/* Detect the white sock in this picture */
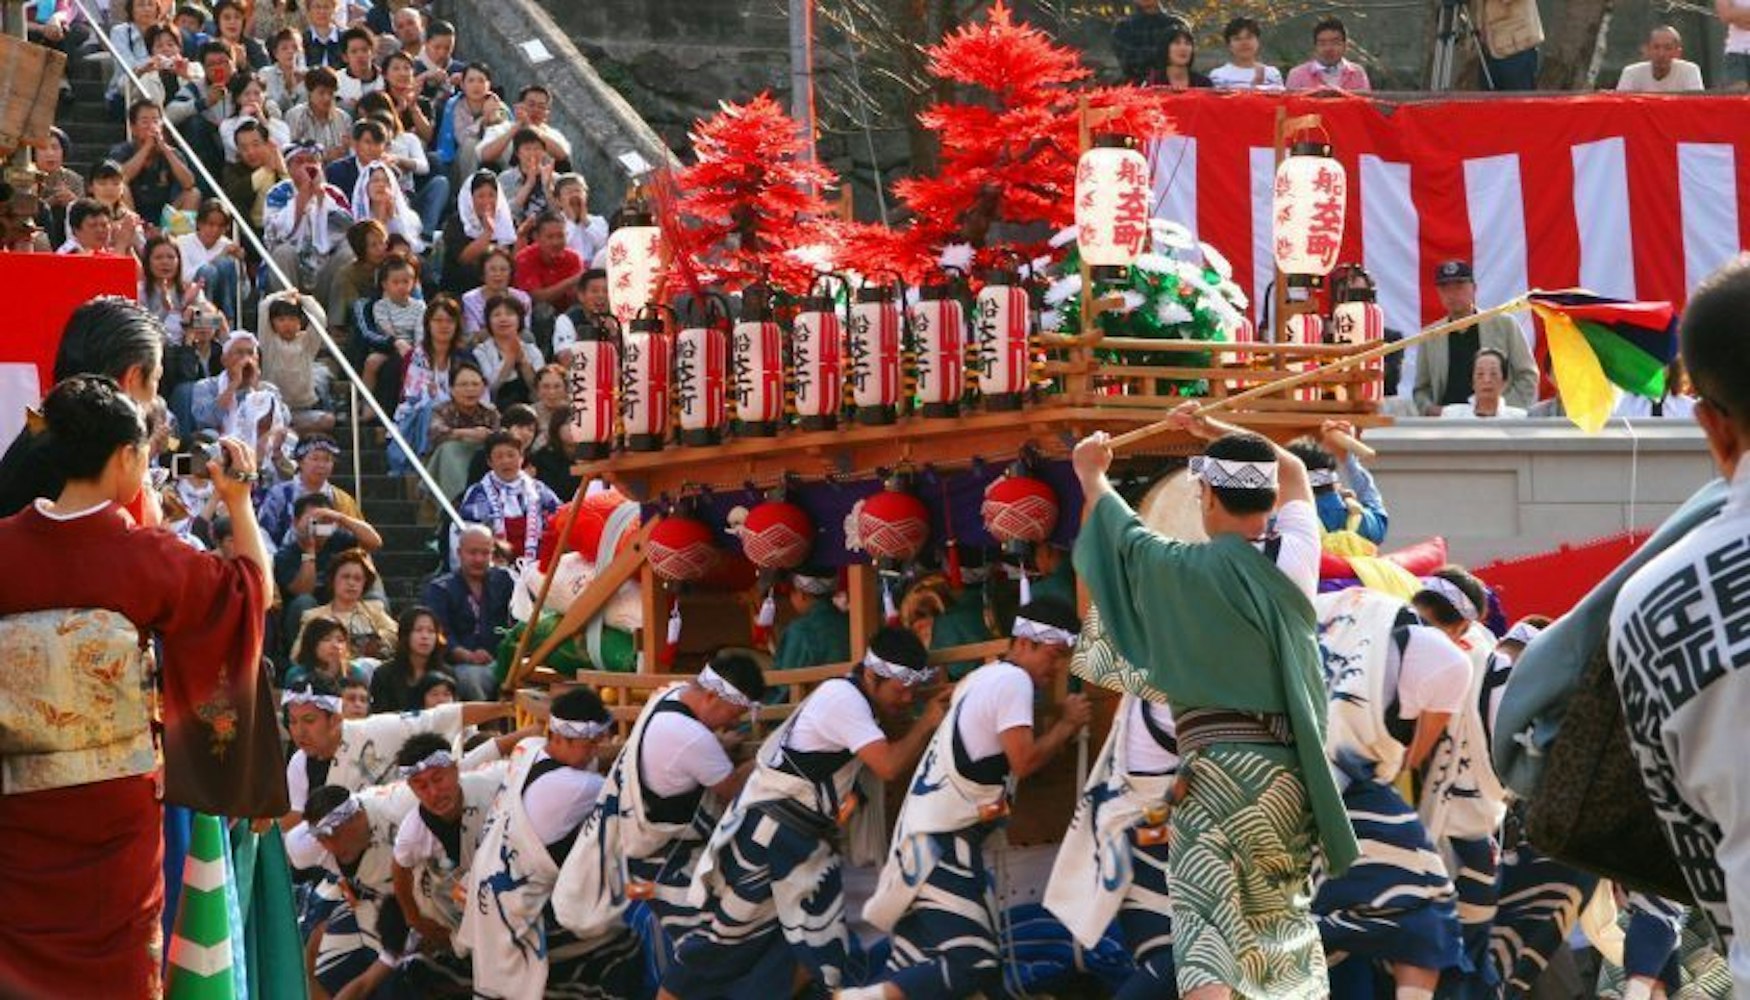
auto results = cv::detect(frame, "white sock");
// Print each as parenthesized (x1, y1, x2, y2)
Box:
(1623, 979, 1656, 1000)
(1396, 989, 1434, 1000)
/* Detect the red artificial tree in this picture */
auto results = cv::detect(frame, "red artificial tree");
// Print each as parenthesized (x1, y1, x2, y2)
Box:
(845, 1, 1176, 279)
(672, 92, 842, 295)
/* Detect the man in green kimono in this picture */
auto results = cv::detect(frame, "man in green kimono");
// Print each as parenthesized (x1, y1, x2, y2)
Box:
(1071, 403, 1359, 1000)
(773, 567, 852, 670)
(931, 551, 996, 679)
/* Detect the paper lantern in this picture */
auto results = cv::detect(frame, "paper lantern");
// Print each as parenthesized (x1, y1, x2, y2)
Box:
(732, 294, 786, 437)
(792, 288, 845, 431)
(1075, 134, 1150, 282)
(605, 208, 663, 328)
(1272, 141, 1348, 281)
(972, 264, 1031, 411)
(1330, 296, 1386, 402)
(849, 279, 904, 426)
(739, 500, 814, 570)
(1283, 312, 1325, 403)
(981, 475, 1058, 546)
(565, 314, 619, 461)
(647, 515, 719, 583)
(855, 489, 930, 563)
(620, 307, 671, 452)
(675, 313, 730, 447)
(910, 276, 966, 418)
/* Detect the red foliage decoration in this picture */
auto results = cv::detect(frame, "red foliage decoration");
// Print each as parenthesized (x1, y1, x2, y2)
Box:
(673, 92, 842, 295)
(852, 1, 1176, 280)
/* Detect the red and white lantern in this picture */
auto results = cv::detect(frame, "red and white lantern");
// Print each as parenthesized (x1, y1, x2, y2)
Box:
(1331, 294, 1386, 402)
(981, 475, 1059, 546)
(732, 294, 786, 437)
(792, 287, 845, 431)
(565, 314, 619, 460)
(1272, 141, 1348, 284)
(854, 488, 931, 563)
(648, 514, 719, 583)
(973, 264, 1031, 411)
(850, 278, 904, 426)
(620, 307, 671, 452)
(738, 500, 814, 570)
(675, 308, 730, 447)
(1283, 311, 1325, 403)
(910, 276, 966, 418)
(605, 208, 663, 328)
(1075, 133, 1151, 282)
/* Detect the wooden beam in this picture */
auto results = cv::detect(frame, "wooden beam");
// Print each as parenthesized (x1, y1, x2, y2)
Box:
(640, 562, 665, 674)
(506, 514, 661, 690)
(845, 563, 879, 658)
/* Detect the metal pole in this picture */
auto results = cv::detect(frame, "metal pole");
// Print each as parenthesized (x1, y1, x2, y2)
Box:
(789, 0, 818, 169)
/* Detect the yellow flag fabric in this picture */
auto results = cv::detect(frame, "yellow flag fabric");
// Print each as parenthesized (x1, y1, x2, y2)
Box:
(1349, 557, 1423, 599)
(1534, 305, 1615, 434)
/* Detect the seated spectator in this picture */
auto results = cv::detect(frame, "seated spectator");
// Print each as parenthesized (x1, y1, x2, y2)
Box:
(326, 116, 391, 210)
(212, 0, 268, 69)
(387, 5, 424, 55)
(339, 676, 372, 718)
(361, 252, 423, 411)
(171, 4, 210, 56)
(461, 247, 531, 343)
(529, 404, 581, 499)
(426, 362, 500, 501)
(273, 492, 382, 638)
(302, 0, 346, 69)
(110, 101, 200, 230)
(285, 67, 354, 164)
(529, 365, 569, 449)
(258, 434, 367, 545)
(1209, 17, 1283, 90)
(422, 524, 515, 699)
(414, 671, 461, 709)
(513, 211, 584, 328)
(254, 0, 307, 41)
(355, 91, 448, 240)
(131, 24, 203, 113)
(434, 63, 509, 181)
(33, 128, 82, 249)
(176, 42, 243, 167)
(85, 161, 146, 256)
(293, 547, 398, 661)
(458, 430, 560, 569)
(190, 331, 285, 440)
(1155, 23, 1212, 89)
(352, 160, 423, 252)
(392, 295, 464, 471)
(499, 129, 557, 225)
(1286, 17, 1371, 91)
(1441, 349, 1528, 419)
(283, 616, 372, 689)
(222, 119, 290, 231)
(442, 169, 517, 296)
(260, 28, 307, 110)
(381, 50, 436, 148)
(553, 173, 609, 265)
(264, 141, 354, 295)
(140, 234, 201, 345)
(335, 25, 385, 109)
(1617, 25, 1704, 92)
(467, 402, 539, 484)
(26, 0, 94, 64)
(330, 219, 389, 340)
(369, 606, 452, 711)
(1111, 0, 1177, 85)
(475, 84, 571, 170)
(1612, 357, 1697, 419)
(549, 269, 611, 364)
(258, 290, 336, 434)
(474, 294, 544, 408)
(176, 200, 248, 328)
(161, 306, 226, 429)
(108, 0, 164, 117)
(60, 196, 116, 256)
(414, 19, 464, 105)
(218, 75, 291, 166)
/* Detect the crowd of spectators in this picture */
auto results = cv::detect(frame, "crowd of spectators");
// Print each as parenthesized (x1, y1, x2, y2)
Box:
(11, 0, 614, 702)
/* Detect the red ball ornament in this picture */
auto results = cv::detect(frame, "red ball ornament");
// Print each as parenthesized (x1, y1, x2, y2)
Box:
(740, 500, 815, 570)
(537, 487, 638, 571)
(981, 475, 1059, 545)
(856, 489, 931, 562)
(647, 515, 720, 582)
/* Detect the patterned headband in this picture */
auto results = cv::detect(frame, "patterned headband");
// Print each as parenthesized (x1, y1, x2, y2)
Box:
(1012, 616, 1077, 647)
(697, 666, 755, 710)
(549, 716, 614, 740)
(1189, 455, 1279, 490)
(793, 573, 837, 596)
(1504, 621, 1544, 646)
(1307, 468, 1341, 488)
(397, 748, 456, 779)
(282, 689, 343, 714)
(1421, 576, 1481, 622)
(311, 794, 362, 838)
(862, 650, 935, 688)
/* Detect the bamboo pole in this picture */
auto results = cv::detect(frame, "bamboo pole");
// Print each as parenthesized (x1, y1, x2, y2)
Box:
(1108, 295, 1531, 452)
(497, 480, 593, 699)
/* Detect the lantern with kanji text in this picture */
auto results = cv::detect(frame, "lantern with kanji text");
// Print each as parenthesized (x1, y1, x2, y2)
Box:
(1282, 311, 1326, 403)
(792, 275, 847, 431)
(1075, 134, 1151, 283)
(732, 287, 787, 437)
(849, 275, 905, 426)
(1272, 141, 1348, 288)
(620, 305, 672, 452)
(565, 310, 620, 460)
(972, 260, 1032, 411)
(910, 270, 967, 418)
(674, 293, 732, 446)
(1330, 265, 1385, 402)
(605, 206, 663, 328)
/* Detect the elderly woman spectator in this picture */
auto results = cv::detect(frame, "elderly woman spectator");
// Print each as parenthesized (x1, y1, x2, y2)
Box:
(292, 547, 398, 662)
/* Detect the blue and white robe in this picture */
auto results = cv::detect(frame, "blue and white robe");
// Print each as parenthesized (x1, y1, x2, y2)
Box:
(313, 783, 417, 995)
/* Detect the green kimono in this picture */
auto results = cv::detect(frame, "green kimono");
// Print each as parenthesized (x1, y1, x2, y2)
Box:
(773, 598, 852, 671)
(931, 588, 995, 680)
(1075, 491, 1358, 998)
(1029, 560, 1076, 609)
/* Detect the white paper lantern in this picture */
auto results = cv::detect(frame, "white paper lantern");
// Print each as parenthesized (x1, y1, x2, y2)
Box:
(675, 318, 729, 446)
(606, 209, 663, 328)
(1272, 142, 1348, 280)
(910, 278, 967, 418)
(565, 317, 619, 460)
(973, 265, 1031, 410)
(620, 309, 671, 452)
(1075, 134, 1151, 280)
(1283, 311, 1325, 403)
(849, 280, 904, 425)
(1331, 296, 1385, 402)
(792, 291, 845, 431)
(732, 299, 786, 436)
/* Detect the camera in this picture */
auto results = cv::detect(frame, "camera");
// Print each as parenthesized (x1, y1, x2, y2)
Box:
(167, 435, 227, 479)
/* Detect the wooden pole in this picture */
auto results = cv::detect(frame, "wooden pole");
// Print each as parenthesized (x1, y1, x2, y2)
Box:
(1108, 295, 1531, 452)
(498, 477, 595, 700)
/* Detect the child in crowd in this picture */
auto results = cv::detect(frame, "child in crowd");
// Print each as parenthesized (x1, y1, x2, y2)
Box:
(259, 289, 337, 435)
(364, 252, 423, 415)
(1210, 16, 1284, 90)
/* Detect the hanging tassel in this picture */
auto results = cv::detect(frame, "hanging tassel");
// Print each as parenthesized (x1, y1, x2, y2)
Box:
(882, 578, 899, 626)
(751, 589, 777, 647)
(661, 599, 682, 667)
(945, 540, 963, 590)
(1015, 560, 1033, 606)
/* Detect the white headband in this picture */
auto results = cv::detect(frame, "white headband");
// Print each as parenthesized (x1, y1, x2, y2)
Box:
(1307, 468, 1341, 488)
(1504, 621, 1544, 646)
(793, 573, 837, 596)
(862, 650, 935, 687)
(311, 794, 362, 838)
(1189, 455, 1279, 490)
(1012, 616, 1077, 647)
(397, 748, 456, 779)
(697, 666, 755, 711)
(282, 690, 343, 714)
(1421, 576, 1481, 622)
(549, 716, 614, 740)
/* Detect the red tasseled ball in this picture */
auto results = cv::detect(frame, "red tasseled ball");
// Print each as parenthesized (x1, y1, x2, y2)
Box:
(981, 474, 1059, 545)
(740, 500, 815, 570)
(857, 489, 931, 562)
(647, 515, 721, 583)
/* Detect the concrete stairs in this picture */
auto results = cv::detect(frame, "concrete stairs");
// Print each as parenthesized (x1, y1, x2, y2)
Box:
(334, 408, 444, 610)
(62, 47, 118, 179)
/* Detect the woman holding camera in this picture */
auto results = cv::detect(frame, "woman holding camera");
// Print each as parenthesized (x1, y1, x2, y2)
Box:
(0, 376, 275, 997)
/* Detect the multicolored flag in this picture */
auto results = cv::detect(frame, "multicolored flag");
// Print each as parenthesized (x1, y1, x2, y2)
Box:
(1526, 291, 1679, 433)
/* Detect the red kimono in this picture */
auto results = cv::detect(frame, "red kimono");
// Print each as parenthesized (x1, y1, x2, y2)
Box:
(0, 501, 270, 999)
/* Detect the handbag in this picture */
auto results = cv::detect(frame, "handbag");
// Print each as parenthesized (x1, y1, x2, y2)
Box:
(1523, 641, 1692, 903)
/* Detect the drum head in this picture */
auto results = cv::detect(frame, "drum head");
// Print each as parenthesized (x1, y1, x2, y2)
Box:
(1137, 467, 1208, 543)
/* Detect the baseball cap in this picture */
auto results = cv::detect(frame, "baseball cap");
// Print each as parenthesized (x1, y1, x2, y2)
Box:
(1434, 260, 1474, 285)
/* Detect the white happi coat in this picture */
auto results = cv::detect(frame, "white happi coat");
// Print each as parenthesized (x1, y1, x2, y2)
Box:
(315, 783, 417, 973)
(1420, 621, 1506, 842)
(395, 768, 503, 932)
(1318, 587, 1417, 785)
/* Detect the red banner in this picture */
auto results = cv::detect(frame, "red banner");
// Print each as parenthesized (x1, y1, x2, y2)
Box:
(0, 253, 139, 452)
